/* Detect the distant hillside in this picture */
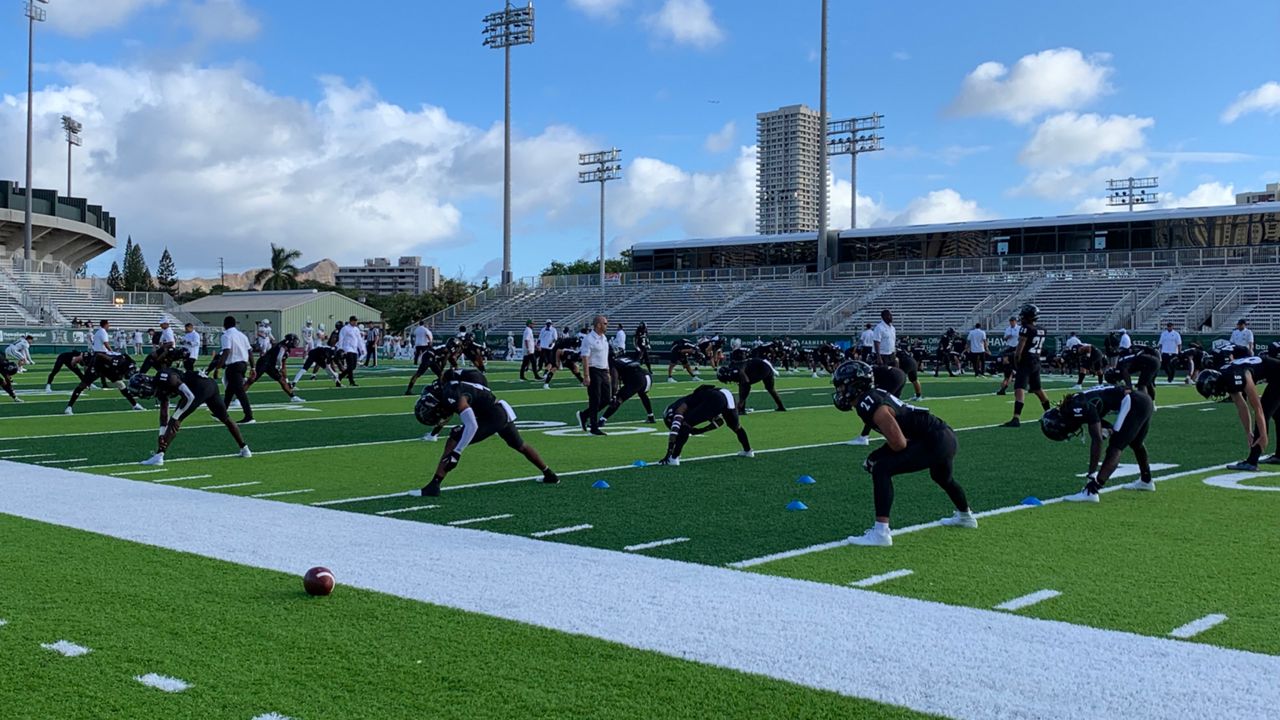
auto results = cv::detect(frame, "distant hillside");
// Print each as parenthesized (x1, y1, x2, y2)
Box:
(177, 259, 338, 293)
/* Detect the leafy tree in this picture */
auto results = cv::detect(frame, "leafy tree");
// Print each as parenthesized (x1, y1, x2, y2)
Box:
(208, 284, 232, 295)
(155, 248, 178, 296)
(540, 254, 631, 276)
(122, 236, 153, 292)
(174, 287, 209, 304)
(106, 261, 124, 291)
(253, 244, 303, 290)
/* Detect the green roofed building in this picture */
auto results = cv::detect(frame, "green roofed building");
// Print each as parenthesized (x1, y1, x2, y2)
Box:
(180, 290, 381, 337)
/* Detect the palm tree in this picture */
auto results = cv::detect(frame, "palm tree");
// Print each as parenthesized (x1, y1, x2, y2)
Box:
(253, 244, 304, 290)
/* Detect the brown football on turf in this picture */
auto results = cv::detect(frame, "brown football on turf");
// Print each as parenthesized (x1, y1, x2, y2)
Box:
(303, 566, 335, 596)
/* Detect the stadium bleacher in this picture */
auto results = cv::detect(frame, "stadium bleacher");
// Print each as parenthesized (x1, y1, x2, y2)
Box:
(0, 266, 195, 331)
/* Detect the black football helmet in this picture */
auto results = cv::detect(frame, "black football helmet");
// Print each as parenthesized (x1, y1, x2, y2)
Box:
(1039, 408, 1079, 442)
(282, 333, 300, 349)
(715, 364, 739, 384)
(831, 360, 873, 412)
(414, 385, 449, 426)
(1268, 341, 1280, 359)
(127, 372, 156, 399)
(1102, 368, 1125, 385)
(1018, 303, 1039, 325)
(0, 360, 18, 376)
(1195, 370, 1226, 401)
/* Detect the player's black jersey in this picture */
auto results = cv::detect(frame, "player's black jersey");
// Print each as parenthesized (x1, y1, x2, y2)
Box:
(307, 346, 338, 365)
(1116, 351, 1159, 375)
(635, 328, 650, 348)
(155, 368, 218, 402)
(259, 341, 288, 370)
(92, 354, 136, 382)
(1063, 385, 1129, 424)
(612, 355, 649, 383)
(1080, 345, 1105, 369)
(853, 388, 945, 439)
(440, 368, 488, 386)
(1018, 323, 1046, 363)
(895, 349, 918, 373)
(697, 337, 723, 353)
(671, 339, 696, 352)
(1223, 356, 1280, 392)
(440, 380, 511, 426)
(741, 358, 775, 383)
(872, 366, 908, 397)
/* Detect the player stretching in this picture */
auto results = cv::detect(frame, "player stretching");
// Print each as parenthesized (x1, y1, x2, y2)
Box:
(600, 353, 656, 425)
(1107, 347, 1160, 404)
(1041, 384, 1157, 501)
(1195, 347, 1279, 470)
(131, 369, 251, 466)
(44, 350, 87, 393)
(0, 359, 22, 402)
(832, 361, 975, 546)
(65, 354, 144, 415)
(412, 378, 559, 496)
(295, 344, 343, 388)
(656, 384, 754, 466)
(716, 357, 786, 413)
(1002, 304, 1052, 427)
(848, 364, 909, 446)
(244, 334, 305, 402)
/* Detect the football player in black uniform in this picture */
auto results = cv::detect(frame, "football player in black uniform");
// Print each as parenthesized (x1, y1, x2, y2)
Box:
(1196, 350, 1279, 470)
(244, 334, 305, 403)
(295, 344, 343, 388)
(812, 342, 844, 377)
(666, 338, 701, 382)
(1041, 384, 1157, 501)
(716, 357, 785, 413)
(634, 322, 652, 370)
(44, 349, 87, 393)
(64, 353, 144, 415)
(994, 347, 1017, 396)
(1002, 304, 1053, 427)
(412, 376, 558, 496)
(404, 346, 445, 395)
(832, 361, 976, 546)
(0, 359, 21, 402)
(1072, 343, 1107, 389)
(848, 364, 909, 446)
(1106, 347, 1160, 403)
(656, 384, 753, 466)
(600, 353, 656, 425)
(933, 329, 959, 378)
(894, 348, 925, 401)
(542, 336, 584, 389)
(697, 335, 725, 368)
(131, 369, 251, 466)
(420, 368, 490, 442)
(1174, 341, 1203, 384)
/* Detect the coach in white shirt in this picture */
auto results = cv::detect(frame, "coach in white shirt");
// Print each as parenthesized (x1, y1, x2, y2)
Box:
(208, 315, 254, 423)
(1064, 332, 1082, 351)
(182, 323, 202, 371)
(412, 321, 434, 364)
(520, 320, 539, 381)
(1003, 316, 1019, 351)
(1157, 322, 1182, 383)
(1230, 319, 1254, 354)
(132, 329, 145, 355)
(966, 323, 988, 376)
(858, 323, 876, 361)
(337, 315, 365, 386)
(613, 325, 626, 353)
(92, 320, 114, 355)
(873, 309, 898, 368)
(1117, 329, 1132, 351)
(538, 321, 558, 370)
(578, 314, 612, 436)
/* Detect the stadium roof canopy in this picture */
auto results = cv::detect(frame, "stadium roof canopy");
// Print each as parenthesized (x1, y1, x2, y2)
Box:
(0, 181, 117, 268)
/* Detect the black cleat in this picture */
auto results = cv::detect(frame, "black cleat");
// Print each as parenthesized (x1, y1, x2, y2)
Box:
(419, 480, 442, 497)
(645, 415, 656, 423)
(996, 388, 1006, 396)
(775, 406, 787, 412)
(540, 469, 560, 484)
(1000, 418, 1020, 428)
(576, 410, 588, 432)
(589, 428, 607, 436)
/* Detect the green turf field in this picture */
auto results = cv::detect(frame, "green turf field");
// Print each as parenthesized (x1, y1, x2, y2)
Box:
(2, 357, 1277, 716)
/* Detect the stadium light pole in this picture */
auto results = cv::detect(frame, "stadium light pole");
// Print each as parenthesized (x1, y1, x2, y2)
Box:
(62, 115, 81, 197)
(828, 114, 884, 229)
(816, 0, 829, 280)
(482, 1, 535, 288)
(1106, 176, 1159, 212)
(23, 0, 50, 262)
(578, 148, 622, 292)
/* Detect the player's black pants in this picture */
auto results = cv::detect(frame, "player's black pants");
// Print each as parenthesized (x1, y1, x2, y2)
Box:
(867, 427, 968, 518)
(583, 368, 610, 431)
(739, 373, 783, 411)
(222, 361, 253, 420)
(1247, 382, 1280, 464)
(46, 356, 85, 386)
(604, 376, 653, 419)
(971, 352, 986, 376)
(637, 346, 651, 370)
(520, 352, 539, 380)
(340, 352, 359, 384)
(1161, 353, 1177, 383)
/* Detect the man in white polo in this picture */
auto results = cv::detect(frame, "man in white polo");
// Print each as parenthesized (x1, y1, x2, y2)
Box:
(966, 322, 988, 376)
(858, 323, 875, 362)
(1158, 322, 1182, 384)
(182, 322, 202, 372)
(412, 320, 434, 365)
(207, 315, 255, 424)
(577, 314, 611, 437)
(1230, 319, 1254, 354)
(520, 319, 538, 381)
(873, 309, 898, 368)
(337, 315, 365, 386)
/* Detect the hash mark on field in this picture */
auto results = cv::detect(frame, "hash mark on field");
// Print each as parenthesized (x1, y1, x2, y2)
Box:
(0, 619, 7, 627)
(135, 673, 191, 693)
(251, 489, 315, 498)
(995, 589, 1061, 612)
(34, 458, 88, 465)
(624, 537, 690, 552)
(850, 569, 914, 588)
(376, 505, 440, 515)
(199, 481, 261, 490)
(531, 524, 593, 538)
(448, 514, 514, 526)
(251, 714, 295, 720)
(110, 469, 167, 476)
(1170, 614, 1229, 639)
(41, 640, 91, 657)
(153, 474, 212, 483)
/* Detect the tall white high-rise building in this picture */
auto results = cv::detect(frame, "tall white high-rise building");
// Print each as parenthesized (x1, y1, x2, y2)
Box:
(756, 104, 823, 235)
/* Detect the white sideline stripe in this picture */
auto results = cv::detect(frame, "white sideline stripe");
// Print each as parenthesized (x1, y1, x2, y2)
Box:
(250, 489, 315, 499)
(3, 463, 1278, 720)
(3, 453, 54, 459)
(251, 714, 294, 720)
(995, 589, 1061, 612)
(35, 458, 87, 464)
(729, 463, 1225, 568)
(624, 537, 690, 552)
(152, 474, 213, 484)
(850, 569, 914, 588)
(376, 505, 440, 516)
(199, 481, 260, 490)
(134, 673, 191, 693)
(41, 640, 91, 657)
(447, 513, 514, 526)
(110, 469, 166, 476)
(530, 524, 593, 538)
(1170, 614, 1229, 639)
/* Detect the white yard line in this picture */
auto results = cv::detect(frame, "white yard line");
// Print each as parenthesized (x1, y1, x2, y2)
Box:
(850, 569, 914, 588)
(624, 537, 690, 552)
(2, 462, 1277, 720)
(995, 590, 1062, 612)
(1169, 614, 1229, 639)
(199, 481, 260, 491)
(34, 458, 87, 465)
(134, 673, 191, 693)
(110, 469, 167, 476)
(530, 524, 593, 538)
(250, 489, 315, 499)
(375, 505, 440, 516)
(2, 453, 54, 459)
(152, 474, 213, 484)
(41, 640, 91, 657)
(447, 514, 514, 526)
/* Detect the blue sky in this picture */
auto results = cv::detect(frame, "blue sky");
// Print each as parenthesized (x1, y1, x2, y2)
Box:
(1, 0, 1277, 282)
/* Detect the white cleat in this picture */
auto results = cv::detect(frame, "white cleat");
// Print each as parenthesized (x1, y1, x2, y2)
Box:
(811, 372, 820, 379)
(63, 406, 74, 416)
(13, 396, 23, 403)
(132, 403, 145, 411)
(667, 377, 678, 383)
(848, 435, 870, 446)
(238, 446, 252, 458)
(290, 395, 306, 403)
(848, 527, 893, 547)
(422, 433, 439, 442)
(44, 384, 52, 394)
(140, 453, 165, 466)
(1064, 489, 1100, 503)
(228, 400, 241, 410)
(737, 450, 755, 458)
(543, 384, 551, 390)
(939, 511, 978, 529)
(1071, 384, 1083, 391)
(1121, 479, 1155, 492)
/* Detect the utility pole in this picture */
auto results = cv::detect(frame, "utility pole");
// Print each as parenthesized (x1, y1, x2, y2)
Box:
(1106, 177, 1159, 212)
(219, 257, 225, 288)
(23, 0, 50, 262)
(816, 0, 829, 278)
(828, 114, 884, 229)
(62, 115, 82, 197)
(578, 148, 623, 293)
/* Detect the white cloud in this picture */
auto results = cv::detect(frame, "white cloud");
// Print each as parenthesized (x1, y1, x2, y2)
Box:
(1016, 154, 1151, 200)
(1163, 182, 1236, 208)
(647, 0, 725, 49)
(1019, 112, 1153, 168)
(949, 48, 1112, 123)
(1221, 81, 1280, 123)
(43, 0, 166, 37)
(892, 51, 911, 62)
(610, 145, 756, 240)
(891, 189, 993, 226)
(568, 0, 628, 19)
(180, 0, 260, 43)
(703, 121, 735, 153)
